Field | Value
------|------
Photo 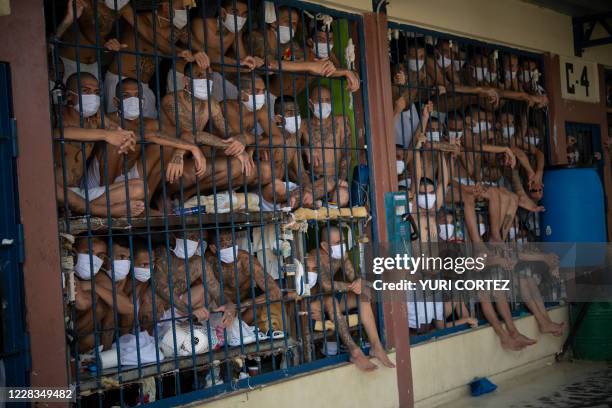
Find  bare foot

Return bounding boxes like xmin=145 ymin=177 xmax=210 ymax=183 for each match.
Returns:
xmin=538 ymin=320 xmax=562 ymax=336
xmin=350 ymin=349 xmax=378 ymax=372
xmin=370 ymin=346 xmax=395 ymax=368
xmin=128 ymin=201 xmax=146 ymax=217
xmin=500 ymin=334 xmax=524 ymax=351
xmin=517 ymin=193 xmax=546 ymax=213
xmin=548 ymin=321 xmax=565 ymax=337
xmin=510 ymin=330 xmax=537 ymax=346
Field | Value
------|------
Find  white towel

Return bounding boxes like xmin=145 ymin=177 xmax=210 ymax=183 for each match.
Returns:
xmin=115 ymin=331 xmax=163 ymax=366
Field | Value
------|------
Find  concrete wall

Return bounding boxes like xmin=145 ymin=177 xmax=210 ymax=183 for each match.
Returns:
xmin=185 ymin=307 xmax=568 ymax=408
xmin=307 ymin=0 xmax=612 ymax=67
xmin=194 ymin=354 xmax=400 ymax=408
xmin=412 ymin=306 xmax=569 ymax=408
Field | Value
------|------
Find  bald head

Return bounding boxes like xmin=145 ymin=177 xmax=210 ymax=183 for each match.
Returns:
xmin=321 ymin=226 xmax=341 ymax=246
xmin=310 ymin=85 xmax=331 ymax=103
xmin=66 ymin=72 xmax=98 ymax=94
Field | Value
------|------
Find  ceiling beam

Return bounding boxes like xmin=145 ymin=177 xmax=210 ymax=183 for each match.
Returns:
xmin=573 ymin=14 xmax=612 ymax=56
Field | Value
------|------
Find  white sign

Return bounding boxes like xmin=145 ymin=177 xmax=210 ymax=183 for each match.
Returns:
xmin=560 ymin=56 xmax=600 ymax=103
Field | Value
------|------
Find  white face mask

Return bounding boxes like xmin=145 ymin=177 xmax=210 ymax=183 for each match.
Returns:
xmin=172 ymin=9 xmax=188 ymax=29
xmin=437 ymin=55 xmax=451 ymax=69
xmin=330 ymin=243 xmax=346 ymax=260
xmin=520 ymin=69 xmax=532 ymax=82
xmin=439 ymin=224 xmax=455 ymax=241
xmin=283 ymin=115 xmax=301 ymax=134
xmin=453 ymin=60 xmax=465 ymax=71
xmin=417 ymin=192 xmax=436 ymax=210
xmin=408 ymin=58 xmax=424 ymax=72
xmin=526 ymin=136 xmax=540 ymax=145
xmin=223 ymin=13 xmax=246 ymax=33
xmin=219 ymin=245 xmax=238 ymax=264
xmin=174 ymin=238 xmax=199 ymax=259
xmin=427 ymin=131 xmax=441 ymax=142
xmin=191 ymin=78 xmax=213 ymax=101
xmin=307 ymin=271 xmax=318 ymax=289
xmin=472 ymin=66 xmax=488 ymax=82
xmin=75 ymin=253 xmax=104 ymax=280
xmin=121 ymin=97 xmax=141 ymax=120
xmin=134 ymin=267 xmax=151 ymax=282
xmin=505 ymin=70 xmax=517 ymax=82
xmin=472 ymin=121 xmax=491 ymax=134
xmin=313 ymin=42 xmax=333 ymax=58
xmin=72 ymin=93 xmax=100 ymax=117
xmin=105 ymin=0 xmax=129 ymax=11
xmin=109 ymin=259 xmax=130 ymax=281
xmin=478 ymin=223 xmax=486 ymax=236
xmin=502 ymin=126 xmax=515 ymax=139
xmin=312 ymin=102 xmax=332 ymax=119
xmin=243 ymin=93 xmax=266 ymax=111
xmin=396 ymin=160 xmax=406 ymax=175
xmin=448 ymin=130 xmax=463 ymax=140
xmin=278 ymin=25 xmax=293 ymax=44
xmin=194 ymin=240 xmax=207 ymax=257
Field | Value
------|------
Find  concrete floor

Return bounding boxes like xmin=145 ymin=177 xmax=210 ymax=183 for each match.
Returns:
xmin=437 ymin=360 xmax=612 ymax=408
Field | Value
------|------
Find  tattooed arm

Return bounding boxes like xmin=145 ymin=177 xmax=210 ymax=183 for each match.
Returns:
xmin=153 ymin=252 xmax=203 ymax=315
xmin=233 ymin=254 xmax=287 ymax=311
xmin=337 ymin=117 xmax=351 ymax=181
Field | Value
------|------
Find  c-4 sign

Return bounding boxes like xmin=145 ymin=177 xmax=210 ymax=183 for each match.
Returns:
xmin=560 ymin=56 xmax=600 ymax=103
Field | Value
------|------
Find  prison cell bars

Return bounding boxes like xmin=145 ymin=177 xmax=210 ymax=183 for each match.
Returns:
xmin=47 ymin=0 xmax=379 ymax=406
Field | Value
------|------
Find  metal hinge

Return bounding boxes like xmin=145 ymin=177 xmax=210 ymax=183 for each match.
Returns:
xmin=17 ymin=223 xmax=24 ymax=263
xmin=10 ymin=118 xmax=18 ymax=157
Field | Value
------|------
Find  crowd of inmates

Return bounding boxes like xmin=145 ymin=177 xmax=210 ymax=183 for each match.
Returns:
xmin=45 ymin=1 xmax=581 ymax=400
xmin=389 ymin=32 xmax=567 ymax=350
xmin=47 ymin=0 xmax=394 ymax=392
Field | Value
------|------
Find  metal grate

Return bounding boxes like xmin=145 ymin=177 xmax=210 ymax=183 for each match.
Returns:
xmin=388 ymin=22 xmax=553 ymax=343
xmin=45 ymin=0 xmax=382 ymax=405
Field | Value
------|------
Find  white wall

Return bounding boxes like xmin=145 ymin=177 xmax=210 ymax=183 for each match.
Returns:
xmin=194 ymin=353 xmax=400 ymax=408
xmin=186 ymin=307 xmax=568 ymax=408
xmin=411 ymin=306 xmax=569 ymax=408
xmin=306 ymin=0 xmax=612 ymax=66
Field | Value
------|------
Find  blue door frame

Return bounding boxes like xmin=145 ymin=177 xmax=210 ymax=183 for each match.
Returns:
xmin=0 ymin=63 xmax=30 ymax=389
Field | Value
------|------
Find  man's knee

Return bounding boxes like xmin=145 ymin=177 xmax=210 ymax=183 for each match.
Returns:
xmin=127 ymin=179 xmax=146 ymax=199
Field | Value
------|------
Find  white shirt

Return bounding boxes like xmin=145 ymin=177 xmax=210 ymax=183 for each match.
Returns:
xmin=408 ymin=301 xmax=444 ymax=329
xmin=394 ymin=103 xmax=420 ymax=147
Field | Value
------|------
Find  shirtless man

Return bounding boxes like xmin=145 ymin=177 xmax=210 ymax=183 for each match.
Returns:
xmin=425 ymin=40 xmax=500 ymax=110
xmin=107 ymin=238 xmax=156 ymax=334
xmin=206 ymin=229 xmax=290 ymax=331
xmin=152 ymin=231 xmax=237 ymax=335
xmin=307 ymin=226 xmax=395 ymax=371
xmin=72 ymin=236 xmax=110 ymax=352
xmin=54 ymin=72 xmax=146 ymax=217
xmin=87 ymin=77 xmax=206 ymax=210
xmin=104 ymin=0 xmax=209 ymax=117
xmin=300 ymin=86 xmax=351 ymax=207
xmin=170 ymin=0 xmax=263 ymax=95
xmin=447 ymin=107 xmax=521 ymax=242
xmin=53 ymin=0 xmax=126 ymax=82
xmin=466 ymin=51 xmax=547 ymax=108
xmin=160 ymin=63 xmax=259 ymax=206
xmin=497 ymin=110 xmax=546 ymax=214
xmin=477 ymin=252 xmax=538 ymax=351
xmin=301 ymin=18 xmax=360 ymax=93
xmin=247 ymin=7 xmax=348 ymax=100
xmin=261 ymin=96 xmax=314 ymax=209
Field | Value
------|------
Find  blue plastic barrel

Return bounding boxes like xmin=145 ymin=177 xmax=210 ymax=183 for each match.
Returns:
xmin=540 ymin=166 xmax=606 ymax=267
